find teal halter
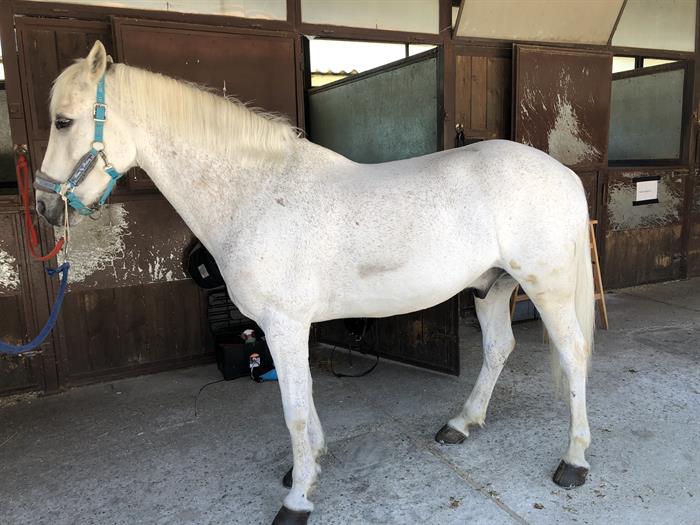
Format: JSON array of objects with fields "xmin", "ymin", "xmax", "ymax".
[{"xmin": 34, "ymin": 75, "xmax": 123, "ymax": 215}]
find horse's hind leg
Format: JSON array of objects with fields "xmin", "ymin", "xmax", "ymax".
[
  {"xmin": 531, "ymin": 297, "xmax": 591, "ymax": 488},
  {"xmin": 263, "ymin": 313, "xmax": 324, "ymax": 525},
  {"xmin": 436, "ymin": 274, "xmax": 518, "ymax": 444}
]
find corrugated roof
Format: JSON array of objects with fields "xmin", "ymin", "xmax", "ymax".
[{"xmin": 311, "ymin": 69, "xmax": 358, "ymax": 75}]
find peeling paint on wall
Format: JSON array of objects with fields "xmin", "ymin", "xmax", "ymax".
[
  {"xmin": 515, "ymin": 48, "xmax": 610, "ymax": 168},
  {"xmin": 519, "ymin": 85, "xmax": 538, "ymax": 121},
  {"xmin": 607, "ymin": 172, "xmax": 683, "ymax": 231},
  {"xmin": 148, "ymin": 254, "xmax": 176, "ymax": 282},
  {"xmin": 0, "ymin": 249, "xmax": 20, "ymax": 292},
  {"xmin": 519, "ymin": 79, "xmax": 601, "ymax": 165},
  {"xmin": 53, "ymin": 201, "xmax": 191, "ymax": 289},
  {"xmin": 56, "ymin": 204, "xmax": 130, "ymax": 285},
  {"xmin": 547, "ymin": 94, "xmax": 601, "ymax": 166}
]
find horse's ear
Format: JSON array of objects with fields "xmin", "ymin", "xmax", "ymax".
[{"xmin": 85, "ymin": 41, "xmax": 108, "ymax": 82}]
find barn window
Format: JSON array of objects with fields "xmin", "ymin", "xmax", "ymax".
[
  {"xmin": 612, "ymin": 56, "xmax": 678, "ymax": 73},
  {"xmin": 26, "ymin": 0, "xmax": 287, "ymax": 19},
  {"xmin": 453, "ymin": 0, "xmax": 623, "ymax": 45},
  {"xmin": 612, "ymin": 0, "xmax": 696, "ymax": 52},
  {"xmin": 608, "ymin": 62, "xmax": 688, "ymax": 163},
  {"xmin": 612, "ymin": 56, "xmax": 636, "ymax": 73},
  {"xmin": 309, "ymin": 39, "xmax": 436, "ymax": 87},
  {"xmin": 643, "ymin": 58, "xmax": 677, "ymax": 68},
  {"xmin": 301, "ymin": 0, "xmax": 439, "ymax": 34},
  {"xmin": 307, "ymin": 43, "xmax": 439, "ymax": 164}
]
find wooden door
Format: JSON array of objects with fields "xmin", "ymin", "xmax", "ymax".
[
  {"xmin": 14, "ymin": 17, "xmax": 213, "ymax": 387},
  {"xmin": 113, "ymin": 18, "xmax": 300, "ymax": 124},
  {"xmin": 605, "ymin": 167, "xmax": 687, "ymax": 287},
  {"xmin": 0, "ymin": 199, "xmax": 47, "ymax": 395},
  {"xmin": 690, "ymin": 170, "xmax": 700, "ymax": 277},
  {"xmin": 512, "ymin": 44, "xmax": 612, "ymax": 221},
  {"xmin": 454, "ymin": 46, "xmax": 511, "ymax": 145},
  {"xmin": 605, "ymin": 63, "xmax": 692, "ymax": 286}
]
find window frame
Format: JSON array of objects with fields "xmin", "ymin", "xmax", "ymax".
[{"xmin": 608, "ymin": 60, "xmax": 693, "ymax": 168}]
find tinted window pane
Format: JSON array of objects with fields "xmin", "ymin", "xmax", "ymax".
[{"xmin": 609, "ymin": 68, "xmax": 685, "ymax": 161}]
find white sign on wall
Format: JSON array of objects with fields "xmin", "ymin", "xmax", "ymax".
[{"xmin": 633, "ymin": 177, "xmax": 659, "ymax": 206}]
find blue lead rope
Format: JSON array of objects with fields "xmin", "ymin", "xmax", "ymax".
[
  {"xmin": 0, "ymin": 263, "xmax": 70, "ymax": 356},
  {"xmin": 4, "ymin": 75, "xmax": 116, "ymax": 355}
]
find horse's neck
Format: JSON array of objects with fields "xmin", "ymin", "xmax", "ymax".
[
  {"xmin": 134, "ymin": 127, "xmax": 284, "ymax": 249},
  {"xmin": 132, "ymin": 115, "xmax": 351, "ymax": 250}
]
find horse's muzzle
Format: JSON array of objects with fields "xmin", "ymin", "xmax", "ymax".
[
  {"xmin": 34, "ymin": 180, "xmax": 65, "ymax": 227},
  {"xmin": 36, "ymin": 197, "xmax": 65, "ymax": 227}
]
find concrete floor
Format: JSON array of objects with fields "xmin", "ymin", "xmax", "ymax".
[{"xmin": 1, "ymin": 278, "xmax": 699, "ymax": 525}]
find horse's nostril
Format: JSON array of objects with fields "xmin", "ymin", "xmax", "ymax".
[{"xmin": 36, "ymin": 200, "xmax": 46, "ymax": 215}]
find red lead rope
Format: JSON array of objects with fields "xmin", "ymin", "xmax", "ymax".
[{"xmin": 15, "ymin": 153, "xmax": 65, "ymax": 261}]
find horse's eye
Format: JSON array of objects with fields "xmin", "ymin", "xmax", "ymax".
[{"xmin": 55, "ymin": 117, "xmax": 73, "ymax": 130}]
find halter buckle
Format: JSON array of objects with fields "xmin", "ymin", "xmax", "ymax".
[
  {"xmin": 91, "ymin": 141, "xmax": 105, "ymax": 152},
  {"xmin": 93, "ymin": 103, "xmax": 107, "ymax": 122}
]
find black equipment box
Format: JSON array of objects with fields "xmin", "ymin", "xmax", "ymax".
[
  {"xmin": 207, "ymin": 291, "xmax": 258, "ymax": 337},
  {"xmin": 216, "ymin": 340, "xmax": 274, "ymax": 381},
  {"xmin": 207, "ymin": 291, "xmax": 273, "ymax": 381}
]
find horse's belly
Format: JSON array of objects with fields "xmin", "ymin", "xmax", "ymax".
[{"xmin": 316, "ymin": 256, "xmax": 487, "ymax": 321}]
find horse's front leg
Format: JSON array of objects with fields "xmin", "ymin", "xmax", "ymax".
[{"xmin": 263, "ymin": 313, "xmax": 323, "ymax": 525}]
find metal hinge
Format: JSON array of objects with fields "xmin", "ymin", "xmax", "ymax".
[{"xmin": 8, "ymin": 102, "xmax": 22, "ymax": 117}]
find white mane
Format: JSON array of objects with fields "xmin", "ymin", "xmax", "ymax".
[{"xmin": 52, "ymin": 61, "xmax": 299, "ymax": 166}]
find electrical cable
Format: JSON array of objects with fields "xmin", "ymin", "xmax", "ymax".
[
  {"xmin": 329, "ymin": 319, "xmax": 379, "ymax": 378},
  {"xmin": 194, "ymin": 378, "xmax": 225, "ymax": 418}
]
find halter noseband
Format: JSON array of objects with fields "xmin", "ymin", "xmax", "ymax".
[{"xmin": 34, "ymin": 75, "xmax": 123, "ymax": 216}]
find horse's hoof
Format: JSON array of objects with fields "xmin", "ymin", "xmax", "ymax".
[
  {"xmin": 435, "ymin": 424, "xmax": 467, "ymax": 445},
  {"xmin": 553, "ymin": 460, "xmax": 588, "ymax": 488},
  {"xmin": 272, "ymin": 505, "xmax": 310, "ymax": 525},
  {"xmin": 282, "ymin": 467, "xmax": 293, "ymax": 488}
]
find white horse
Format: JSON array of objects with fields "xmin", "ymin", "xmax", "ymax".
[{"xmin": 36, "ymin": 42, "xmax": 594, "ymax": 524}]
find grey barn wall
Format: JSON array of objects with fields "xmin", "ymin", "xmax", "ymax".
[{"xmin": 308, "ymin": 51, "xmax": 439, "ymax": 163}]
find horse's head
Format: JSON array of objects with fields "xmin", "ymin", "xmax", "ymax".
[{"xmin": 36, "ymin": 41, "xmax": 136, "ymax": 226}]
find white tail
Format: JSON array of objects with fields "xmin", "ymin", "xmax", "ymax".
[{"xmin": 575, "ymin": 221, "xmax": 596, "ymax": 366}]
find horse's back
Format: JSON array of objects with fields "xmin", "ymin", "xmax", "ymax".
[
  {"xmin": 344, "ymin": 139, "xmax": 586, "ymax": 210},
  {"xmin": 389, "ymin": 139, "xmax": 589, "ymax": 241}
]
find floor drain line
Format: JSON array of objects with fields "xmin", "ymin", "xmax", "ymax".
[
  {"xmin": 420, "ymin": 441, "xmax": 529, "ymax": 525},
  {"xmin": 344, "ymin": 380, "xmax": 529, "ymax": 524}
]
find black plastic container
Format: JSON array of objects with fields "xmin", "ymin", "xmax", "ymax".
[{"xmin": 216, "ymin": 340, "xmax": 274, "ymax": 381}]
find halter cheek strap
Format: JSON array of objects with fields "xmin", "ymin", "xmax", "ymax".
[{"xmin": 34, "ymin": 75, "xmax": 123, "ymax": 216}]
